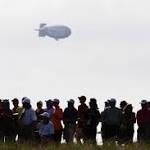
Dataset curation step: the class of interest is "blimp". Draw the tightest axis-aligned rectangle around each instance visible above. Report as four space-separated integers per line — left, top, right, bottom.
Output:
35 23 71 40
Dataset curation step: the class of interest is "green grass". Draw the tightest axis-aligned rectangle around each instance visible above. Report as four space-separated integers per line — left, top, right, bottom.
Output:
0 142 150 150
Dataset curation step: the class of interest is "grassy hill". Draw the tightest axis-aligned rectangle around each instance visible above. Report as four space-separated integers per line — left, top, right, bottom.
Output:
1 142 150 150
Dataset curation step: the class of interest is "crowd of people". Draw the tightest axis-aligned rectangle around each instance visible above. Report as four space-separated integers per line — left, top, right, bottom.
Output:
0 96 150 145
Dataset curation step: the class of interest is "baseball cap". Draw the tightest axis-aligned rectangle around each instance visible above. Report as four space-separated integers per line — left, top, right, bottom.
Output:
12 98 19 102
67 99 75 104
40 112 49 118
78 96 86 101
109 98 116 103
45 99 53 103
22 98 31 104
140 100 147 104
53 98 60 103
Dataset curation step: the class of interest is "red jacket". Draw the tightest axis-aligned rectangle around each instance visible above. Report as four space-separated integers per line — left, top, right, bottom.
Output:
137 108 150 126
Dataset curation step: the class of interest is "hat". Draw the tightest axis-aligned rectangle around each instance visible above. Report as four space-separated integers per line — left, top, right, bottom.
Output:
90 98 97 103
53 98 60 103
67 99 75 104
40 112 49 118
109 98 116 103
140 100 147 104
89 98 98 109
12 98 19 102
78 96 86 101
22 98 30 104
22 97 27 101
45 99 53 103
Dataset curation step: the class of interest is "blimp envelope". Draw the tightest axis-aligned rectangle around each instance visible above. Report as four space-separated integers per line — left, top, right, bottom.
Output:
36 24 71 40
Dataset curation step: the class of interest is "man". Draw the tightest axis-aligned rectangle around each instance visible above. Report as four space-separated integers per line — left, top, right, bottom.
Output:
12 98 22 114
1 100 14 142
11 98 22 141
118 100 128 143
101 98 122 143
63 99 78 143
120 101 128 112
38 112 54 144
44 99 54 119
137 100 150 142
104 100 110 110
101 100 110 143
76 96 88 143
51 98 63 143
84 98 101 144
0 100 4 142
19 98 37 142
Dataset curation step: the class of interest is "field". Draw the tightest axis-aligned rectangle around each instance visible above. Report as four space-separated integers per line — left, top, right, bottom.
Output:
1 142 150 150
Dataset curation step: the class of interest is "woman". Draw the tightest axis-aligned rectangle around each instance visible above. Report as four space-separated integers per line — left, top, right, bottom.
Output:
120 104 136 144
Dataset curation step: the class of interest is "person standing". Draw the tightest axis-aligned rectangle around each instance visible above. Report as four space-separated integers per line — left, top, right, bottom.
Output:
118 100 128 144
120 101 128 112
38 112 54 144
137 100 150 142
35 101 44 122
0 100 4 142
2 100 14 142
120 104 136 144
44 99 54 119
101 98 122 143
101 100 110 143
19 98 37 142
76 96 88 144
84 98 101 144
63 99 78 143
51 98 63 143
11 98 22 142
12 98 22 114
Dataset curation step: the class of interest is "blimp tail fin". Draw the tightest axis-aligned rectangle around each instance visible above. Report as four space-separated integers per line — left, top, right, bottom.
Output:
39 30 46 37
40 23 47 28
38 23 47 37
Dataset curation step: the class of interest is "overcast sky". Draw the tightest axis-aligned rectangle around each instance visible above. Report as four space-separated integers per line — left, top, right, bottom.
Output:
0 0 150 109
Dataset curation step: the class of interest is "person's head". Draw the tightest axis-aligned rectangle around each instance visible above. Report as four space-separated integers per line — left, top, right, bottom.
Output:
67 99 75 108
0 100 3 109
140 100 148 108
40 112 49 124
46 99 53 109
22 97 27 104
53 99 60 107
109 98 116 108
105 100 110 108
12 98 19 108
3 100 10 111
120 101 127 110
37 101 43 109
124 104 133 114
78 96 86 104
89 98 98 109
22 98 31 109
147 101 150 108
